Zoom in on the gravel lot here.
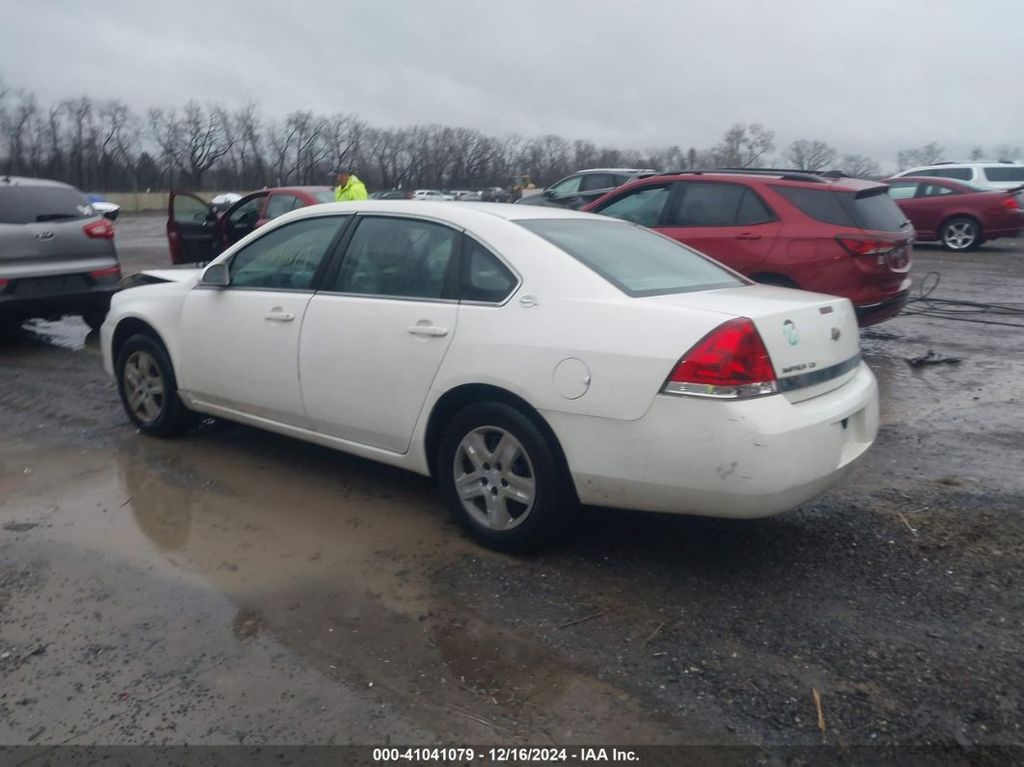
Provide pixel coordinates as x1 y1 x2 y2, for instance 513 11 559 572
1 213 1022 749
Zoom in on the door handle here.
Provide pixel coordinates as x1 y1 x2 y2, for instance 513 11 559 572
736 232 762 240
407 324 449 337
265 310 295 322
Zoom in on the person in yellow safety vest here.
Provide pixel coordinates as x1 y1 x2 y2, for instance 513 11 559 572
333 167 368 201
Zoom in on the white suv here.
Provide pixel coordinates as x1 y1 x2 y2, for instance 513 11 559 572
892 162 1024 190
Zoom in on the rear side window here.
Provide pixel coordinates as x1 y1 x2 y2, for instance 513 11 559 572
0 185 94 224
887 182 919 200
579 174 615 192
667 182 775 227
984 166 1024 182
774 187 856 226
845 189 909 232
517 219 742 297
776 186 907 232
461 238 517 303
928 167 972 180
265 194 301 219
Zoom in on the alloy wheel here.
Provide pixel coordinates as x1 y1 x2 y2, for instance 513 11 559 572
123 350 166 424
944 221 977 250
453 426 537 531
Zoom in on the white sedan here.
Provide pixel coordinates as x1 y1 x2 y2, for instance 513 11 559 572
101 202 878 551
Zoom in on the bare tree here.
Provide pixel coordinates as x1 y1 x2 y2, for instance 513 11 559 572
969 146 985 161
710 124 775 168
787 139 836 171
837 153 881 178
993 144 1022 162
897 142 944 170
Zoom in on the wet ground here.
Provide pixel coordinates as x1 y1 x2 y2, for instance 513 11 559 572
1 215 1023 747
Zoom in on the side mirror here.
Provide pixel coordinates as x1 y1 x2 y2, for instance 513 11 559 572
102 209 120 222
201 262 230 287
543 188 556 198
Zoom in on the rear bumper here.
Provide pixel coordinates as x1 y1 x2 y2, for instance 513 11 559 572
545 362 879 519
0 288 116 320
854 288 910 326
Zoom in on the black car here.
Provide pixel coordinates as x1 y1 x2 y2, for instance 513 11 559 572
516 168 657 210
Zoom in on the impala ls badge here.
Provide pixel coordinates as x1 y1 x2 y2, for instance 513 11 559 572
831 327 841 342
34 231 55 240
782 319 799 346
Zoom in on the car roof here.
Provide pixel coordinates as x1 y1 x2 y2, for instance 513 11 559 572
281 200 597 227
640 170 884 192
0 175 82 191
573 168 656 174
902 162 1024 171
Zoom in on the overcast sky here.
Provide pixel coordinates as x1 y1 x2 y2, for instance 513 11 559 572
2 0 1022 168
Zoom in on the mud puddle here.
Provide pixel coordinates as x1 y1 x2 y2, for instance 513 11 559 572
0 431 706 743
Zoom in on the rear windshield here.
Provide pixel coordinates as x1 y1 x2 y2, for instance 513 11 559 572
984 166 1024 182
312 190 336 203
0 185 94 225
517 218 742 297
775 186 908 232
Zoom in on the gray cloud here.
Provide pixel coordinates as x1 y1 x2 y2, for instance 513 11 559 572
3 0 1022 167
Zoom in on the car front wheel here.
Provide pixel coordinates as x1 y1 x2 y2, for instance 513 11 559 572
941 217 981 251
116 333 192 437
438 402 575 552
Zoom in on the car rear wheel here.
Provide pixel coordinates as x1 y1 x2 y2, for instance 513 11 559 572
116 334 192 437
438 402 575 552
940 217 981 251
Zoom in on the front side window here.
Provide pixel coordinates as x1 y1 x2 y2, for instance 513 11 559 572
887 182 919 200
462 238 517 303
333 216 458 299
265 194 301 220
228 194 266 228
171 193 210 224
229 216 347 290
547 175 583 197
518 218 742 297
594 185 671 227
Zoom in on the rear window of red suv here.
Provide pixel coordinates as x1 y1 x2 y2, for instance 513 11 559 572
774 186 908 233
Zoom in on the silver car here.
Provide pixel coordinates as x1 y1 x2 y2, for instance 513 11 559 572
0 177 121 330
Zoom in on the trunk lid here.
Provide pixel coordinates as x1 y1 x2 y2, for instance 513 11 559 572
648 285 861 402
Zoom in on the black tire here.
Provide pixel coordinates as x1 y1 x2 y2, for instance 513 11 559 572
940 216 981 251
82 310 107 332
115 333 192 437
438 402 576 553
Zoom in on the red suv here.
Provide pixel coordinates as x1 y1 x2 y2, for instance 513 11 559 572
583 170 913 325
167 187 336 264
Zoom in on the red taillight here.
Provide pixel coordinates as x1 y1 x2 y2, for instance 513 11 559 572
1001 195 1020 211
90 265 122 280
836 235 895 256
83 219 115 240
0 278 8 288
663 318 777 399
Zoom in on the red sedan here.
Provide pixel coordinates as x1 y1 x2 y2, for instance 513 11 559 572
884 176 1023 251
167 186 335 264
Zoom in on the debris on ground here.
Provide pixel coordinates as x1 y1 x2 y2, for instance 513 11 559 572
905 350 962 368
812 687 826 734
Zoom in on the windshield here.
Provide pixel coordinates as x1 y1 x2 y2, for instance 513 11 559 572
517 218 743 297
0 185 95 225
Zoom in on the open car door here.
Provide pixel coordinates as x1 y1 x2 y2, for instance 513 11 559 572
168 191 219 265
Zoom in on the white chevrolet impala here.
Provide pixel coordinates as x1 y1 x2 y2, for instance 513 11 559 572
102 202 878 551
